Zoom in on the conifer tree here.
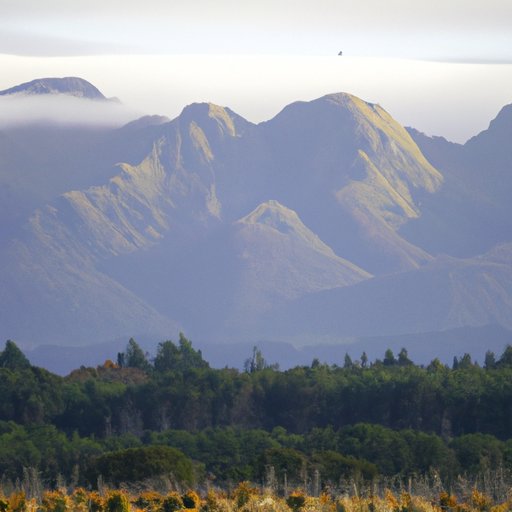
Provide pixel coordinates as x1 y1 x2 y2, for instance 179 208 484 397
0 340 30 369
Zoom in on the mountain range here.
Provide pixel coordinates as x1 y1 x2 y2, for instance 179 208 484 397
1 77 511 370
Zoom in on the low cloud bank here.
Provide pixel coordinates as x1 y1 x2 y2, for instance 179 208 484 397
0 94 141 127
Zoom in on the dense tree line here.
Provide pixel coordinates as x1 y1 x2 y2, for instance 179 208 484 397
2 337 512 487
1 419 511 487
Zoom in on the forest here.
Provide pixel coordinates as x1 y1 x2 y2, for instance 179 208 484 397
2 336 512 493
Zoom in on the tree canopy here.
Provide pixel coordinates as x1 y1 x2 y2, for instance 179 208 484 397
2 338 512 487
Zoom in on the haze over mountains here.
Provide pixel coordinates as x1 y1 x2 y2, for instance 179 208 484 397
1 77 511 370
0 76 135 130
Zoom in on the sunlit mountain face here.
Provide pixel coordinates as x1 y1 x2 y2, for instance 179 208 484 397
1 77 512 371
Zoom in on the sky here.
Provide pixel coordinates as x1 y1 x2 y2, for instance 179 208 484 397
1 0 511 142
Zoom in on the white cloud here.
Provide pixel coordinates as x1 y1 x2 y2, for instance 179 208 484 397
0 94 140 127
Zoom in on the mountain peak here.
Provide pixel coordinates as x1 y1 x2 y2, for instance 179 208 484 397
321 91 364 105
231 201 372 316
270 92 379 121
0 77 108 100
238 200 300 233
238 200 346 260
179 102 250 138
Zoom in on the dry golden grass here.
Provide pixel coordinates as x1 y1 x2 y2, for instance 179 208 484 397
0 486 511 512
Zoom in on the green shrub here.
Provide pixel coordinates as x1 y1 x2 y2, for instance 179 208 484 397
286 491 306 512
105 491 130 512
93 445 194 486
182 490 200 509
161 492 183 512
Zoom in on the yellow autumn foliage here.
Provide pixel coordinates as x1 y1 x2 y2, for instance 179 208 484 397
0 485 509 512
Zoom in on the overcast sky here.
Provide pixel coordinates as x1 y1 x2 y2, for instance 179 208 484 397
1 0 511 142
2 0 512 61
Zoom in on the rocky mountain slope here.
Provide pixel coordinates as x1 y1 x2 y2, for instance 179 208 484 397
405 103 512 257
261 250 512 342
0 77 511 353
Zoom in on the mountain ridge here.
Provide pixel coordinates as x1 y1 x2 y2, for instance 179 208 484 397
0 78 511 354
0 76 109 100
405 100 512 257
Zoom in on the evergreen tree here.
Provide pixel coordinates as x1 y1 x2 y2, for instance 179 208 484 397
397 347 413 366
498 345 512 367
154 340 180 372
116 352 125 368
383 349 396 366
458 353 473 369
0 340 30 369
154 334 208 373
177 333 208 370
124 338 151 371
484 350 496 369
